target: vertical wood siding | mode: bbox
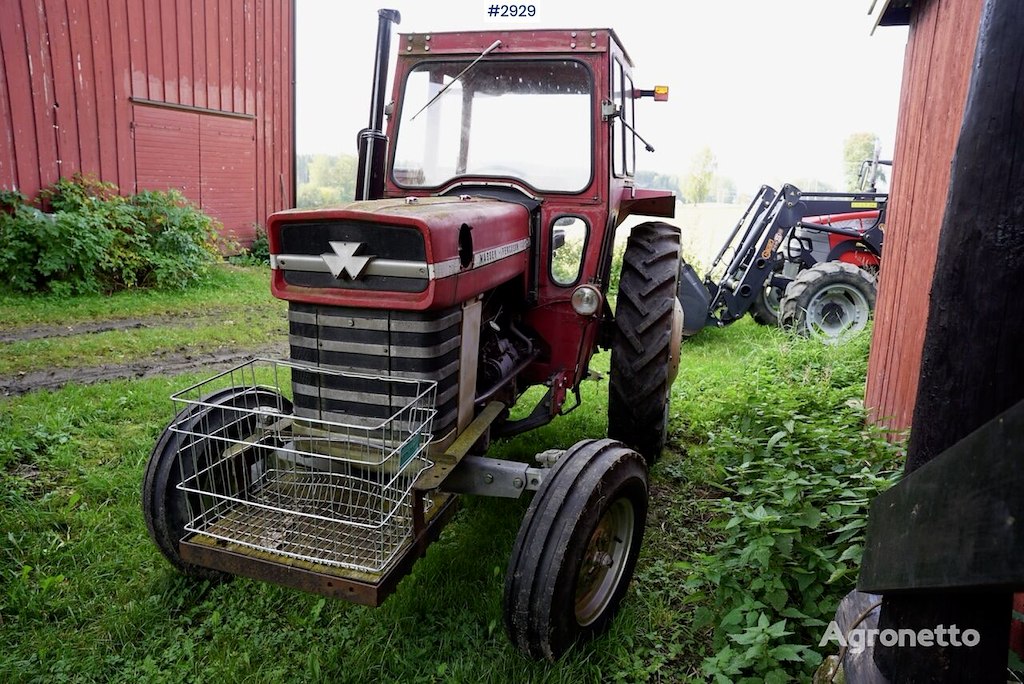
[0,0,292,242]
[200,114,256,242]
[133,105,201,202]
[865,0,985,434]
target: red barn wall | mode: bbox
[0,0,293,244]
[866,0,984,434]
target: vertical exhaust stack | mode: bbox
[355,9,401,201]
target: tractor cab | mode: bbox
[375,27,675,395]
[384,28,670,206]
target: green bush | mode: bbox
[248,226,270,264]
[229,224,270,266]
[0,175,221,295]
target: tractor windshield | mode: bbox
[392,59,593,192]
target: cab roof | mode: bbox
[398,28,634,66]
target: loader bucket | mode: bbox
[677,260,711,336]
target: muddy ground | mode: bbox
[1,311,288,396]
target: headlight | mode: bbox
[571,285,602,316]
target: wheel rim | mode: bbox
[763,284,783,318]
[575,498,635,626]
[805,283,870,340]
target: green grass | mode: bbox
[0,264,286,373]
[0,313,286,375]
[0,264,276,328]
[0,374,665,683]
[0,280,897,683]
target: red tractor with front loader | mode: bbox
[683,183,886,341]
[143,10,683,659]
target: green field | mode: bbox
[0,265,900,682]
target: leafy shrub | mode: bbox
[248,226,270,264]
[551,234,585,284]
[680,331,902,682]
[229,225,270,266]
[0,175,221,295]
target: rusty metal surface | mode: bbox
[398,29,613,56]
[439,455,543,498]
[415,401,507,491]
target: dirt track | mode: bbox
[1,311,288,396]
[0,307,272,343]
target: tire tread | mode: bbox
[504,439,648,660]
[608,222,681,462]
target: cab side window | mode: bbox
[550,216,589,286]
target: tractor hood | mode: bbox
[267,196,531,310]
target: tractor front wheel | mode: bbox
[750,261,786,327]
[608,221,682,464]
[504,439,648,660]
[779,261,877,343]
[142,386,291,577]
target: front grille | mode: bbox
[288,302,461,438]
[279,220,428,292]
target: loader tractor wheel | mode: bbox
[142,386,291,578]
[608,221,682,464]
[750,261,785,327]
[779,261,877,343]
[504,439,648,660]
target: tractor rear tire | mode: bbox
[142,386,290,578]
[608,221,681,464]
[779,261,877,343]
[504,439,648,660]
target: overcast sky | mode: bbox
[296,1,909,193]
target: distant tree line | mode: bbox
[295,141,878,208]
[635,147,737,204]
[296,153,357,208]
[842,132,887,191]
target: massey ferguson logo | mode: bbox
[322,241,373,279]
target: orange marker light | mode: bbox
[654,85,669,102]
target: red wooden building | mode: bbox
[865,0,985,434]
[0,0,294,245]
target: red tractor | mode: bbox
[674,183,886,342]
[143,10,682,659]
[750,157,890,335]
[751,198,884,335]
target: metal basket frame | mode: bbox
[169,358,435,573]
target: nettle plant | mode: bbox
[681,335,902,683]
[0,175,221,296]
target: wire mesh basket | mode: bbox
[169,358,435,574]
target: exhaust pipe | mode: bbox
[355,8,401,201]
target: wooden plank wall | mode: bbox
[133,105,202,201]
[0,0,292,237]
[200,114,257,242]
[865,0,984,435]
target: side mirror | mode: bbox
[552,227,566,250]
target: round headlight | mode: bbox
[571,285,602,317]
